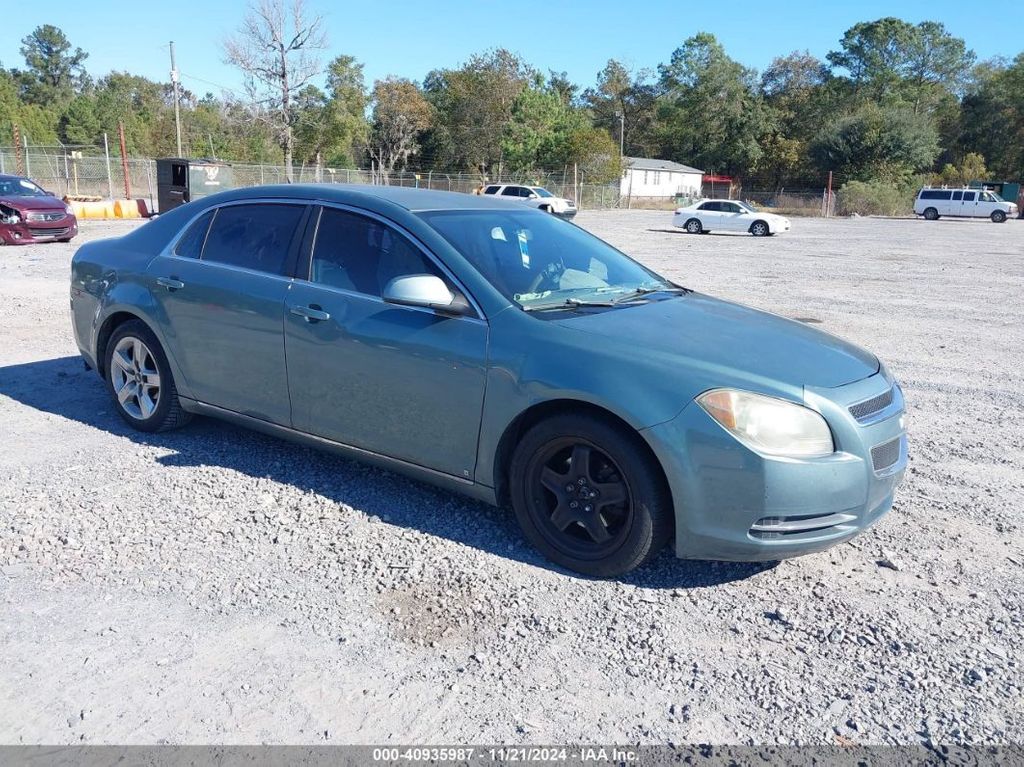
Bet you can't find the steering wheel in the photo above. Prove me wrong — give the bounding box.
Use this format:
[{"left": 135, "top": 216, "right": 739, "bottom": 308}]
[{"left": 527, "top": 261, "right": 565, "bottom": 293}]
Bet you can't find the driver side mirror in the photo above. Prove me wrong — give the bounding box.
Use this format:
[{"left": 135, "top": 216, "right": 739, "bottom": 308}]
[{"left": 382, "top": 274, "right": 472, "bottom": 317}]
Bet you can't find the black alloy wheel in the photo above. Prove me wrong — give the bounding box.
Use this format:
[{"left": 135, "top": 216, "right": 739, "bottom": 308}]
[
  {"left": 510, "top": 414, "right": 672, "bottom": 577},
  {"left": 526, "top": 438, "right": 632, "bottom": 558}
]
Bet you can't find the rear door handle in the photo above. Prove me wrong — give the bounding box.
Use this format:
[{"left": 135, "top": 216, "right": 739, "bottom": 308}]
[
  {"left": 289, "top": 304, "right": 330, "bottom": 322},
  {"left": 156, "top": 276, "right": 185, "bottom": 291}
]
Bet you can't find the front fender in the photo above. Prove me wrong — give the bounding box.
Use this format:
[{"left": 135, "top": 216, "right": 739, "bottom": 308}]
[{"left": 474, "top": 309, "right": 695, "bottom": 490}]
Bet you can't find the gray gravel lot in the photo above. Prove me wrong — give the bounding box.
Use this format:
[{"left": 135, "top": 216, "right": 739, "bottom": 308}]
[{"left": 1, "top": 212, "right": 1022, "bottom": 746}]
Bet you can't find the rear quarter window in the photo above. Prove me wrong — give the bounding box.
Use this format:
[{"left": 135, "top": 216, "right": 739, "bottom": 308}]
[
  {"left": 173, "top": 210, "right": 214, "bottom": 258},
  {"left": 920, "top": 190, "right": 952, "bottom": 200}
]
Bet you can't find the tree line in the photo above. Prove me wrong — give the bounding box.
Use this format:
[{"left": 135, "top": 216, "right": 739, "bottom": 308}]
[{"left": 2, "top": 9, "right": 1023, "bottom": 193}]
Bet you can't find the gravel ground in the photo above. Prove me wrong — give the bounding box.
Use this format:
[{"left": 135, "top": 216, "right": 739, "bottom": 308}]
[{"left": 0, "top": 212, "right": 1022, "bottom": 746}]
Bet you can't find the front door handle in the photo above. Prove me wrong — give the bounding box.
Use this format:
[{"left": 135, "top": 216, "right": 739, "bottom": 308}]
[
  {"left": 289, "top": 304, "right": 331, "bottom": 322},
  {"left": 156, "top": 276, "right": 185, "bottom": 291}
]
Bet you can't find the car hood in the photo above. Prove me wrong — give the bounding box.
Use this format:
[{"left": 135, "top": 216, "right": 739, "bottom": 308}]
[
  {"left": 0, "top": 195, "right": 65, "bottom": 212},
  {"left": 554, "top": 293, "right": 878, "bottom": 390}
]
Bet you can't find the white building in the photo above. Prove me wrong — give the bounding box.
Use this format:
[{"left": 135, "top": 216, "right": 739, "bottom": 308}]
[{"left": 620, "top": 157, "right": 703, "bottom": 199}]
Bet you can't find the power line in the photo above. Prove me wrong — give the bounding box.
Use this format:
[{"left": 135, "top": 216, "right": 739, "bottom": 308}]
[{"left": 179, "top": 71, "right": 243, "bottom": 96}]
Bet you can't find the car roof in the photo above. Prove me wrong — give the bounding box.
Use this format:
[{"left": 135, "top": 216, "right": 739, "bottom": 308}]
[
  {"left": 202, "top": 183, "right": 527, "bottom": 213},
  {"left": 0, "top": 174, "right": 31, "bottom": 181}
]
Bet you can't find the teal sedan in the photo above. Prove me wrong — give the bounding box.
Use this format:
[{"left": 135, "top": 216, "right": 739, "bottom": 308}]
[{"left": 70, "top": 186, "right": 907, "bottom": 576}]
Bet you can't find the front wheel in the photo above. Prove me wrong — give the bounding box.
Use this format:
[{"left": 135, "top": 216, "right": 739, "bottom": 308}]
[
  {"left": 923, "top": 207, "right": 939, "bottom": 221},
  {"left": 991, "top": 210, "right": 1007, "bottom": 223},
  {"left": 105, "top": 320, "right": 192, "bottom": 432},
  {"left": 684, "top": 218, "right": 702, "bottom": 234},
  {"left": 750, "top": 220, "right": 770, "bottom": 236},
  {"left": 509, "top": 414, "right": 673, "bottom": 577}
]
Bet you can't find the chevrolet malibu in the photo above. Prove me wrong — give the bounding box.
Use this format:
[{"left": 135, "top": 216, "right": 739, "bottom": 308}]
[{"left": 70, "top": 186, "right": 906, "bottom": 576}]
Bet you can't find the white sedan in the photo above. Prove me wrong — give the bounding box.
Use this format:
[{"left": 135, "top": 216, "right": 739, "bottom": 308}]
[{"left": 673, "top": 199, "right": 790, "bottom": 236}]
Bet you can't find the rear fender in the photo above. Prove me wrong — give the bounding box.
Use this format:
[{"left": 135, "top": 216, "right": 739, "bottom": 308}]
[{"left": 93, "top": 285, "right": 195, "bottom": 400}]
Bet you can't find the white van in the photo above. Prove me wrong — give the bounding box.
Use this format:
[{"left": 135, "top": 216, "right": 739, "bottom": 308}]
[{"left": 914, "top": 187, "right": 1018, "bottom": 223}]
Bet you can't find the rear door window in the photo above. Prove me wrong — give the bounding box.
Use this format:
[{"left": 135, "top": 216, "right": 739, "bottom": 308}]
[
  {"left": 962, "top": 191, "right": 976, "bottom": 202},
  {"left": 500, "top": 186, "right": 522, "bottom": 197},
  {"left": 951, "top": 191, "right": 963, "bottom": 201},
  {"left": 201, "top": 204, "right": 305, "bottom": 275}
]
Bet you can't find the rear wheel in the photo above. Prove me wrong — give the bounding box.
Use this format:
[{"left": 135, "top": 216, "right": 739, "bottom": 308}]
[
  {"left": 750, "top": 220, "right": 770, "bottom": 236},
  {"left": 510, "top": 413, "right": 673, "bottom": 577},
  {"left": 923, "top": 207, "right": 939, "bottom": 220},
  {"left": 684, "top": 218, "right": 702, "bottom": 234},
  {"left": 105, "top": 320, "right": 191, "bottom": 433},
  {"left": 991, "top": 210, "right": 1007, "bottom": 223}
]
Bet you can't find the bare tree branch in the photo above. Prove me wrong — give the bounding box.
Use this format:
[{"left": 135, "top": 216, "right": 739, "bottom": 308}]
[{"left": 223, "top": 0, "right": 326, "bottom": 181}]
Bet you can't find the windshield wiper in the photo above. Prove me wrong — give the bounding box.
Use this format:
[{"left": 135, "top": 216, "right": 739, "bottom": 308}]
[
  {"left": 522, "top": 297, "right": 617, "bottom": 312},
  {"left": 611, "top": 285, "right": 690, "bottom": 304}
]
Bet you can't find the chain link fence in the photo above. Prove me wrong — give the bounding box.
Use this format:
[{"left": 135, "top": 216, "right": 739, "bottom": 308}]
[{"left": 2, "top": 145, "right": 835, "bottom": 216}]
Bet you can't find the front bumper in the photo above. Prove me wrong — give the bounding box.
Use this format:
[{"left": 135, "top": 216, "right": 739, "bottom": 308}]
[
  {"left": 556, "top": 208, "right": 577, "bottom": 220},
  {"left": 0, "top": 216, "right": 78, "bottom": 244},
  {"left": 642, "top": 371, "right": 906, "bottom": 561}
]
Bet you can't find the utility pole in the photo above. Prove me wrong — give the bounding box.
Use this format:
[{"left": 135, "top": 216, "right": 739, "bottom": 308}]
[
  {"left": 616, "top": 111, "right": 625, "bottom": 159},
  {"left": 169, "top": 41, "right": 183, "bottom": 157}
]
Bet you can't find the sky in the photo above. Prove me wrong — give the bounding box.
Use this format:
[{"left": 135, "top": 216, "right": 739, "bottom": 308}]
[{"left": 3, "top": 0, "right": 1023, "bottom": 97}]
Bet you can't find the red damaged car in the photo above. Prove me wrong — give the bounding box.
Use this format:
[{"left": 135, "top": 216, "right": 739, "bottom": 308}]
[{"left": 0, "top": 174, "right": 78, "bottom": 245}]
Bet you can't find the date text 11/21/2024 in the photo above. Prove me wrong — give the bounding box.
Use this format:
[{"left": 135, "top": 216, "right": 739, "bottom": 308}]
[{"left": 370, "top": 747, "right": 639, "bottom": 762}]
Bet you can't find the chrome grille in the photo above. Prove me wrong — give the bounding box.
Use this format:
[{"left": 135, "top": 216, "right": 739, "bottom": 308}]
[
  {"left": 28, "top": 226, "right": 70, "bottom": 238},
  {"left": 26, "top": 211, "right": 66, "bottom": 222},
  {"left": 871, "top": 437, "right": 901, "bottom": 472},
  {"left": 849, "top": 388, "right": 894, "bottom": 422}
]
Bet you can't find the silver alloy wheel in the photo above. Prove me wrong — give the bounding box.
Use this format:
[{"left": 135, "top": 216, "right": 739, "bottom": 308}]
[
  {"left": 752, "top": 222, "right": 768, "bottom": 236},
  {"left": 110, "top": 336, "right": 161, "bottom": 420},
  {"left": 686, "top": 219, "right": 701, "bottom": 233}
]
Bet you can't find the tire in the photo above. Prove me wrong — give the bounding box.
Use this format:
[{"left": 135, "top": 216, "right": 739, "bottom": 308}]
[
  {"left": 509, "top": 413, "right": 673, "bottom": 577},
  {"left": 104, "top": 319, "right": 192, "bottom": 433},
  {"left": 923, "top": 207, "right": 939, "bottom": 221},
  {"left": 991, "top": 210, "right": 1007, "bottom": 223},
  {"left": 750, "top": 220, "right": 770, "bottom": 237},
  {"left": 684, "top": 218, "right": 702, "bottom": 234}
]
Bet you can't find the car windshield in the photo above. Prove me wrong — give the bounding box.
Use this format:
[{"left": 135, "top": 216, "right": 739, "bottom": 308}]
[
  {"left": 531, "top": 187, "right": 554, "bottom": 198},
  {"left": 983, "top": 191, "right": 1004, "bottom": 202},
  {"left": 0, "top": 178, "right": 47, "bottom": 197},
  {"left": 737, "top": 201, "right": 757, "bottom": 212},
  {"left": 419, "top": 210, "right": 674, "bottom": 310}
]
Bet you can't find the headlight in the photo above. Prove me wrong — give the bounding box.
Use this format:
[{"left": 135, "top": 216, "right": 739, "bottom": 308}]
[
  {"left": 65, "top": 202, "right": 75, "bottom": 215},
  {"left": 697, "top": 389, "right": 834, "bottom": 458}
]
